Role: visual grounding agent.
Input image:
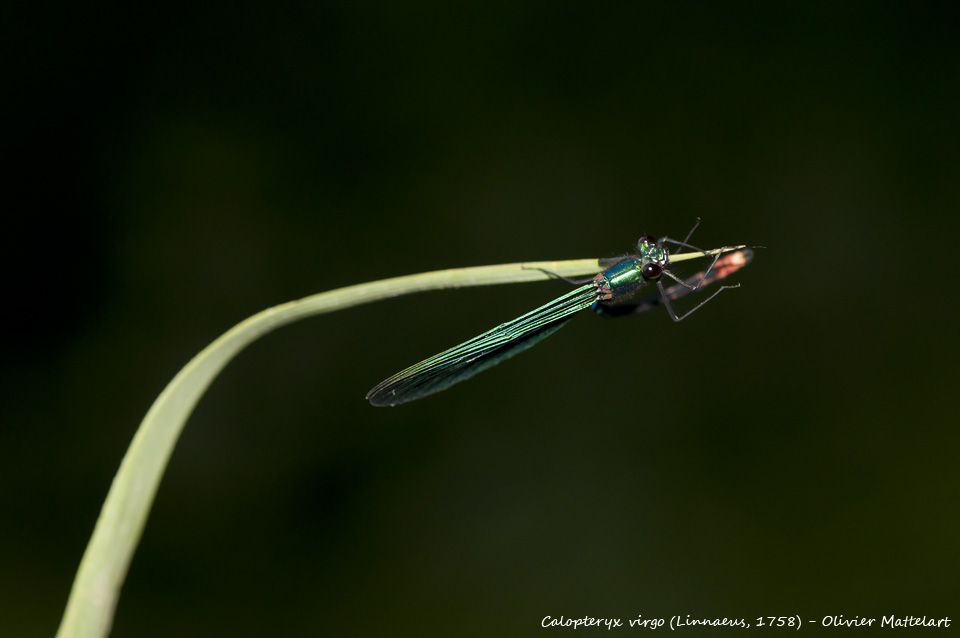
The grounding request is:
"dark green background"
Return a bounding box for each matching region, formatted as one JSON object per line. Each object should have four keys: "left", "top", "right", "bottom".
{"left": 4, "top": 2, "right": 958, "bottom": 636}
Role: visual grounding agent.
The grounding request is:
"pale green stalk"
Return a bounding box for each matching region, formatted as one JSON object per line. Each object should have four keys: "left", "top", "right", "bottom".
{"left": 56, "top": 246, "right": 742, "bottom": 638}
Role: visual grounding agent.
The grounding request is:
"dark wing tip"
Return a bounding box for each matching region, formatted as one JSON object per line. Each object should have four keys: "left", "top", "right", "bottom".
{"left": 366, "top": 386, "right": 397, "bottom": 407}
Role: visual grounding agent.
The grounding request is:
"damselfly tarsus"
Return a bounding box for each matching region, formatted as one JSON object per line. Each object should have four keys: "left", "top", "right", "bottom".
{"left": 367, "top": 227, "right": 751, "bottom": 406}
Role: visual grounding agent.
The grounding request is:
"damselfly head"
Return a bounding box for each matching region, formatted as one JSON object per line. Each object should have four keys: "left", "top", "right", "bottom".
{"left": 636, "top": 236, "right": 668, "bottom": 271}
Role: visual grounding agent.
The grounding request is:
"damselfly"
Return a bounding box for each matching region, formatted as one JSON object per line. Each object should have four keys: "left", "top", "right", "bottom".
{"left": 368, "top": 227, "right": 751, "bottom": 406}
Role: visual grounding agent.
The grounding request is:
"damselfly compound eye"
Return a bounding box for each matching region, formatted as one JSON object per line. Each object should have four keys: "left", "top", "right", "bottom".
{"left": 640, "top": 235, "right": 658, "bottom": 246}
{"left": 642, "top": 263, "right": 662, "bottom": 280}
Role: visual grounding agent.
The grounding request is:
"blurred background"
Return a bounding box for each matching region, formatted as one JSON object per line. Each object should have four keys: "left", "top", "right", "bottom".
{"left": 3, "top": 2, "right": 958, "bottom": 636}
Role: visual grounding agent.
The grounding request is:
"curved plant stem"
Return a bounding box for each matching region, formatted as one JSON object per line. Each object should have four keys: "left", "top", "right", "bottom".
{"left": 55, "top": 247, "right": 742, "bottom": 638}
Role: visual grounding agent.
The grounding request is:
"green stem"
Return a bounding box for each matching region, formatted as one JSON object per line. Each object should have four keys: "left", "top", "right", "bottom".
{"left": 55, "top": 247, "right": 741, "bottom": 638}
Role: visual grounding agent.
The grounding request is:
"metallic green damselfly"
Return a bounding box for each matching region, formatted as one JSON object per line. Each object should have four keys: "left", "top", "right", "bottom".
{"left": 368, "top": 229, "right": 751, "bottom": 406}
